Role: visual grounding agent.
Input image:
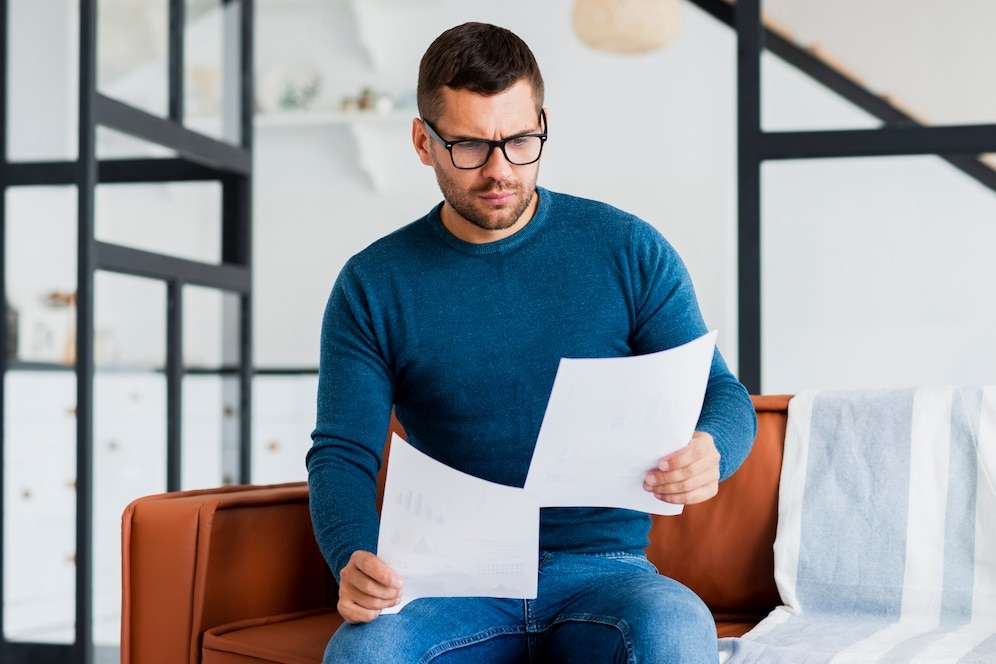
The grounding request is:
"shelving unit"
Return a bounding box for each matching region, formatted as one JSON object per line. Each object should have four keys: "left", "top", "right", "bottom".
{"left": 252, "top": 0, "right": 433, "bottom": 191}
{"left": 0, "top": 1, "right": 255, "bottom": 662}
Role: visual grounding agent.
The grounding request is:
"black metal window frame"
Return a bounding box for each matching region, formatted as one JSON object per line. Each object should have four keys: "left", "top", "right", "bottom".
{"left": 689, "top": 0, "right": 996, "bottom": 393}
{"left": 0, "top": 1, "right": 254, "bottom": 662}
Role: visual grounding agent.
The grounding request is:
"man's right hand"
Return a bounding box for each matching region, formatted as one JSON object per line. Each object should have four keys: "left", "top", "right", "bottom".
{"left": 337, "top": 550, "right": 404, "bottom": 623}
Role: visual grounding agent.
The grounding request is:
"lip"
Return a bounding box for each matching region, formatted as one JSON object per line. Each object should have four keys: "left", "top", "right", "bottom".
{"left": 480, "top": 191, "right": 514, "bottom": 206}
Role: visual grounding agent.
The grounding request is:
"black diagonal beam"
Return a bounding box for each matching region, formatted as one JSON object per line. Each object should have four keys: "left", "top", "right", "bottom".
{"left": 1, "top": 158, "right": 225, "bottom": 186}
{"left": 95, "top": 242, "right": 251, "bottom": 293}
{"left": 96, "top": 94, "right": 250, "bottom": 175}
{"left": 687, "top": 0, "right": 996, "bottom": 194}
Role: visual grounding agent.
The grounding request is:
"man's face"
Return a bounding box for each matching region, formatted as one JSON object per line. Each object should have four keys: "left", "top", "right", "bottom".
{"left": 414, "top": 80, "right": 544, "bottom": 243}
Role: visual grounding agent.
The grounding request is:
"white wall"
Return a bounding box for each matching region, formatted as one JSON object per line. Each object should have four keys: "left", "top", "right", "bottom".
{"left": 253, "top": 0, "right": 740, "bottom": 369}
{"left": 764, "top": 0, "right": 996, "bottom": 127}
{"left": 760, "top": 45, "right": 996, "bottom": 392}
{"left": 9, "top": 0, "right": 993, "bottom": 389}
{"left": 253, "top": 0, "right": 996, "bottom": 393}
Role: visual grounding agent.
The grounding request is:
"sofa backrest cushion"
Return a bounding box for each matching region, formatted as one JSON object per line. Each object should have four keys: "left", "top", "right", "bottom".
{"left": 646, "top": 394, "right": 789, "bottom": 618}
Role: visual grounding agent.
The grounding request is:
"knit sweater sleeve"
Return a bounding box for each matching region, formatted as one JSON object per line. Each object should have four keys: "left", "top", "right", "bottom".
{"left": 307, "top": 261, "right": 394, "bottom": 583}
{"left": 627, "top": 221, "right": 757, "bottom": 481}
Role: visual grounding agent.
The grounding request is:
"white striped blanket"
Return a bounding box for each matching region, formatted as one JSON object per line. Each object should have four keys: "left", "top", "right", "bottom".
{"left": 719, "top": 387, "right": 996, "bottom": 663}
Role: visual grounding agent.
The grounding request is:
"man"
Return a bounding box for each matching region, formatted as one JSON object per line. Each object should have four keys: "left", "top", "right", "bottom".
{"left": 308, "top": 21, "right": 757, "bottom": 663}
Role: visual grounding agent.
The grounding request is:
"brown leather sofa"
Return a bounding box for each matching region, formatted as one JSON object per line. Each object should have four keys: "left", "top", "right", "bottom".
{"left": 121, "top": 395, "right": 789, "bottom": 663}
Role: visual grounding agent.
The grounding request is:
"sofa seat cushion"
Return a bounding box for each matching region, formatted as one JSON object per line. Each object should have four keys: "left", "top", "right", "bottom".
{"left": 714, "top": 614, "right": 764, "bottom": 638}
{"left": 203, "top": 608, "right": 342, "bottom": 664}
{"left": 201, "top": 605, "right": 757, "bottom": 664}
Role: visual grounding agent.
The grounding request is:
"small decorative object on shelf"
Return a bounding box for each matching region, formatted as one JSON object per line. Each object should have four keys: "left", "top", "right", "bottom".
{"left": 278, "top": 73, "right": 322, "bottom": 111}
{"left": 255, "top": 65, "right": 324, "bottom": 114}
{"left": 341, "top": 87, "right": 394, "bottom": 114}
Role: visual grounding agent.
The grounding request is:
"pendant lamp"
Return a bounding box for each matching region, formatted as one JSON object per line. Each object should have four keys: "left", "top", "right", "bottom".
{"left": 573, "top": 0, "right": 683, "bottom": 54}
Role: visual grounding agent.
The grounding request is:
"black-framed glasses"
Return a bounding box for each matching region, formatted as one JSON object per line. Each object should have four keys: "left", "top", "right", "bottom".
{"left": 421, "top": 111, "right": 548, "bottom": 170}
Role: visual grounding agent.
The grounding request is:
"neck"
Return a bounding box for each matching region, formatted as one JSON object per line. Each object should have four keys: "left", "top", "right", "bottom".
{"left": 440, "top": 191, "right": 539, "bottom": 245}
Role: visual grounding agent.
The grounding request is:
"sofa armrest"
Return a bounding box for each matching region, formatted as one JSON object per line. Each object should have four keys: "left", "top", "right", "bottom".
{"left": 647, "top": 395, "right": 790, "bottom": 622}
{"left": 121, "top": 482, "right": 334, "bottom": 664}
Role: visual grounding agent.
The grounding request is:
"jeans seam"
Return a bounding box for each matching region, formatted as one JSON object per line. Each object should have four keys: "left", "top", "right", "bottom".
{"left": 420, "top": 625, "right": 526, "bottom": 663}
{"left": 549, "top": 614, "right": 636, "bottom": 664}
{"left": 589, "top": 550, "right": 660, "bottom": 574}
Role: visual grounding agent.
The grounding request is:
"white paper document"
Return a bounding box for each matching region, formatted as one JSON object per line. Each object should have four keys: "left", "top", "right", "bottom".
{"left": 524, "top": 330, "right": 718, "bottom": 516}
{"left": 377, "top": 434, "right": 539, "bottom": 614}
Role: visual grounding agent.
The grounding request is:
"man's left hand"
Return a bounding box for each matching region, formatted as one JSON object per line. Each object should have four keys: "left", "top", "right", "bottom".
{"left": 643, "top": 431, "right": 720, "bottom": 505}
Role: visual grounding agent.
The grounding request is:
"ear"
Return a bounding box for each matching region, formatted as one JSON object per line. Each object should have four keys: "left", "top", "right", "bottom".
{"left": 412, "top": 118, "right": 434, "bottom": 166}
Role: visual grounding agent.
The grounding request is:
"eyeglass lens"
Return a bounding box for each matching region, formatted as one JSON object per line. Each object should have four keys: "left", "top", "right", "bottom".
{"left": 451, "top": 136, "right": 544, "bottom": 169}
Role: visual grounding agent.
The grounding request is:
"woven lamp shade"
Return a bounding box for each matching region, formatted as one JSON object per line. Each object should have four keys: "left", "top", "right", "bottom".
{"left": 573, "top": 0, "right": 683, "bottom": 54}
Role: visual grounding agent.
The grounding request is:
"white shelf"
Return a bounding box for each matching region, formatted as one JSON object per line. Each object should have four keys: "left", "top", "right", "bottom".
{"left": 257, "top": 0, "right": 437, "bottom": 8}
{"left": 254, "top": 109, "right": 417, "bottom": 129}
{"left": 254, "top": 109, "right": 421, "bottom": 192}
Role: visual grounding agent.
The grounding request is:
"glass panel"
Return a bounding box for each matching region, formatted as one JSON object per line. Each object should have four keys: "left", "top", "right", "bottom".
{"left": 3, "top": 371, "right": 77, "bottom": 643}
{"left": 94, "top": 272, "right": 166, "bottom": 369}
{"left": 92, "top": 372, "right": 167, "bottom": 649}
{"left": 95, "top": 181, "right": 222, "bottom": 264}
{"left": 761, "top": 155, "right": 996, "bottom": 393}
{"left": 96, "top": 125, "right": 178, "bottom": 160}
{"left": 185, "top": 0, "right": 243, "bottom": 143}
{"left": 762, "top": 1, "right": 996, "bottom": 130}
{"left": 5, "top": 0, "right": 79, "bottom": 162}
{"left": 98, "top": 0, "right": 169, "bottom": 117}
{"left": 761, "top": 50, "right": 882, "bottom": 132}
{"left": 183, "top": 286, "right": 240, "bottom": 369}
{"left": 182, "top": 286, "right": 241, "bottom": 489}
{"left": 252, "top": 375, "right": 317, "bottom": 484}
{"left": 5, "top": 187, "right": 78, "bottom": 366}
{"left": 92, "top": 273, "right": 168, "bottom": 650}
{"left": 182, "top": 374, "right": 240, "bottom": 489}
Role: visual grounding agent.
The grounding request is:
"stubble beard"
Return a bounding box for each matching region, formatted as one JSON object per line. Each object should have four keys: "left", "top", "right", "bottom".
{"left": 435, "top": 168, "right": 539, "bottom": 234}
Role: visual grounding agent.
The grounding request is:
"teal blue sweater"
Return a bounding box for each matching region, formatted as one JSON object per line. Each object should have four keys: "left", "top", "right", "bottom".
{"left": 308, "top": 188, "right": 756, "bottom": 582}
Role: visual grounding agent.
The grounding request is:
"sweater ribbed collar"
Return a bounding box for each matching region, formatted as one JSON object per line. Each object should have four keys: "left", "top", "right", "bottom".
{"left": 426, "top": 187, "right": 552, "bottom": 256}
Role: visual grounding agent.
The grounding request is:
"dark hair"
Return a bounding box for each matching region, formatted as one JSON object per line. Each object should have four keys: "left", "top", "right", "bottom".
{"left": 417, "top": 22, "right": 545, "bottom": 123}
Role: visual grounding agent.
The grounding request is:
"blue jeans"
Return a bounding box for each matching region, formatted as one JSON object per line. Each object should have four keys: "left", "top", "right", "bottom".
{"left": 324, "top": 551, "right": 718, "bottom": 663}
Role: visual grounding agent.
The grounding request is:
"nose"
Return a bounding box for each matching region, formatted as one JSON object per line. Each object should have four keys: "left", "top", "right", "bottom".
{"left": 479, "top": 144, "right": 513, "bottom": 180}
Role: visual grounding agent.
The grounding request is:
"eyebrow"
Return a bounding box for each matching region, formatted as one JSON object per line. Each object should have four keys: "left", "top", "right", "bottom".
{"left": 444, "top": 122, "right": 543, "bottom": 143}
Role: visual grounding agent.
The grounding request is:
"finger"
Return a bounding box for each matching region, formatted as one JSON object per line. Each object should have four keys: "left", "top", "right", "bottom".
{"left": 658, "top": 446, "right": 697, "bottom": 471}
{"left": 341, "top": 586, "right": 402, "bottom": 610}
{"left": 652, "top": 482, "right": 719, "bottom": 505}
{"left": 344, "top": 572, "right": 404, "bottom": 601}
{"left": 649, "top": 463, "right": 720, "bottom": 492}
{"left": 645, "top": 453, "right": 719, "bottom": 491}
{"left": 341, "top": 563, "right": 403, "bottom": 601}
{"left": 659, "top": 432, "right": 716, "bottom": 471}
{"left": 338, "top": 598, "right": 383, "bottom": 624}
{"left": 644, "top": 474, "right": 719, "bottom": 500}
{"left": 353, "top": 552, "right": 404, "bottom": 590}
